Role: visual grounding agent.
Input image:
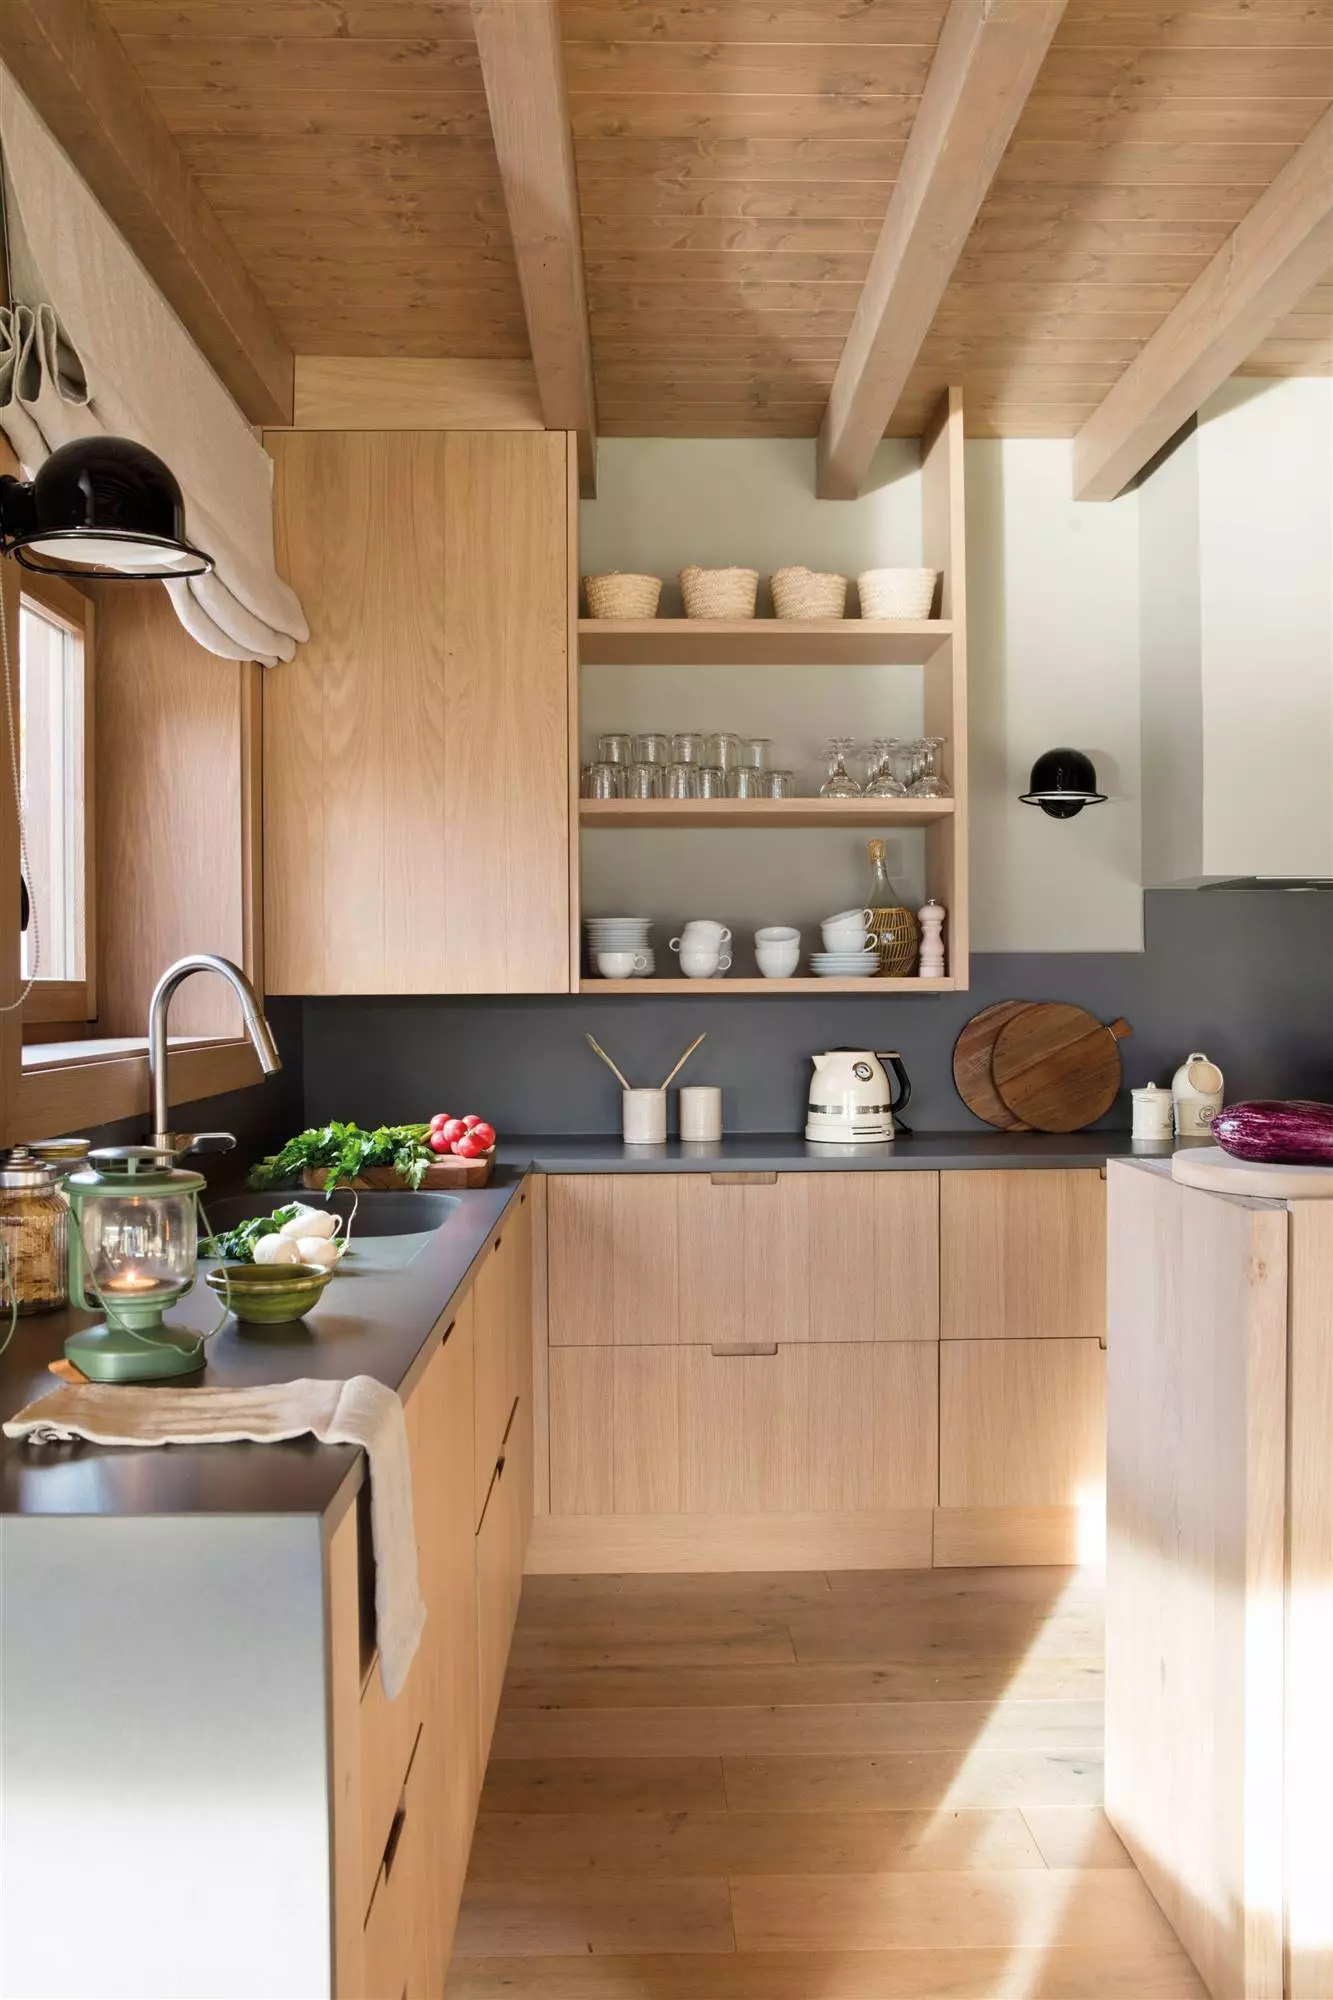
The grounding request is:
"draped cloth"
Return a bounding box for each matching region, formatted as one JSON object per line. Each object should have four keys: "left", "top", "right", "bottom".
{"left": 0, "top": 70, "right": 307, "bottom": 665}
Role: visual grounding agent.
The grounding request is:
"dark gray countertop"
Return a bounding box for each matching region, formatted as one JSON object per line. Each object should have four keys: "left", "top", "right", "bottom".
{"left": 500, "top": 1130, "right": 1161, "bottom": 1173}
{"left": 0, "top": 1173, "right": 526, "bottom": 1522}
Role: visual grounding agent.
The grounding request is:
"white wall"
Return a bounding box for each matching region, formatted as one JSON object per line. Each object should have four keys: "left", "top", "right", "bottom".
{"left": 1139, "top": 425, "right": 1203, "bottom": 887}
{"left": 581, "top": 435, "right": 1145, "bottom": 954}
{"left": 965, "top": 440, "right": 1143, "bottom": 951}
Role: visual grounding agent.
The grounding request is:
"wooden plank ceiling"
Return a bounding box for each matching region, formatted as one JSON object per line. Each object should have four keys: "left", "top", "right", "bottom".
{"left": 98, "top": 0, "right": 1333, "bottom": 440}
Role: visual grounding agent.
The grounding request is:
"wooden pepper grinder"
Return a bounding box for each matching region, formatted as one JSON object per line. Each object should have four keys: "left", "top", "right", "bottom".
{"left": 917, "top": 898, "right": 946, "bottom": 978}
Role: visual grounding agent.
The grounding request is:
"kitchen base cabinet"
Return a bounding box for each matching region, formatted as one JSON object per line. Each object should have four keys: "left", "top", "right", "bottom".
{"left": 941, "top": 1169, "right": 1107, "bottom": 1341}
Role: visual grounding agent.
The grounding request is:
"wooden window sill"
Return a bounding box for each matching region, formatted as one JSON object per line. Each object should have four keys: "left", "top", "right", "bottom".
{"left": 15, "top": 1036, "right": 264, "bottom": 1139}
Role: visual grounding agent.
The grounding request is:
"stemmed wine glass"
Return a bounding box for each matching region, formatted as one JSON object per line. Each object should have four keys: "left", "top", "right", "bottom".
{"left": 819, "top": 737, "right": 863, "bottom": 798}
{"left": 909, "top": 736, "right": 952, "bottom": 798}
{"left": 864, "top": 737, "right": 908, "bottom": 798}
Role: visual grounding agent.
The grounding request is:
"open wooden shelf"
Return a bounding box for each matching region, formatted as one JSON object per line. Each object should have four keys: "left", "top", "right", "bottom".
{"left": 578, "top": 617, "right": 952, "bottom": 667}
{"left": 580, "top": 797, "right": 954, "bottom": 830}
{"left": 580, "top": 976, "right": 957, "bottom": 995}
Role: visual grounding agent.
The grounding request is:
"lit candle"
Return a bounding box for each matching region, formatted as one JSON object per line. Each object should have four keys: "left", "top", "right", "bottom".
{"left": 104, "top": 1269, "right": 163, "bottom": 1294}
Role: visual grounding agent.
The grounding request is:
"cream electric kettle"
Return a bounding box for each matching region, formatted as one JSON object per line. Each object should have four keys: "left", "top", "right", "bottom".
{"left": 806, "top": 1049, "right": 913, "bottom": 1144}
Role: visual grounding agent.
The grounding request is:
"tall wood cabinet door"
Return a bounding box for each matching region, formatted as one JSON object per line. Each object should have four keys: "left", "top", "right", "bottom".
{"left": 940, "top": 1338, "right": 1106, "bottom": 1508}
{"left": 941, "top": 1170, "right": 1106, "bottom": 1340}
{"left": 548, "top": 1176, "right": 679, "bottom": 1346}
{"left": 678, "top": 1177, "right": 810, "bottom": 1344}
{"left": 266, "top": 431, "right": 451, "bottom": 993}
{"left": 804, "top": 1173, "right": 939, "bottom": 1340}
{"left": 442, "top": 432, "right": 570, "bottom": 993}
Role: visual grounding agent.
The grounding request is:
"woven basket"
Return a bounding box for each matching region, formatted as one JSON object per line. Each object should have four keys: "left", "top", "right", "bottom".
{"left": 584, "top": 572, "right": 663, "bottom": 619}
{"left": 869, "top": 905, "right": 921, "bottom": 977}
{"left": 858, "top": 568, "right": 939, "bottom": 619}
{"left": 680, "top": 565, "right": 759, "bottom": 620}
{"left": 771, "top": 566, "right": 847, "bottom": 620}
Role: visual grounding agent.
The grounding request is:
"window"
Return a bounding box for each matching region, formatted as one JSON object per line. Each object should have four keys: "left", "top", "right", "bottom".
{"left": 16, "top": 572, "right": 95, "bottom": 1028}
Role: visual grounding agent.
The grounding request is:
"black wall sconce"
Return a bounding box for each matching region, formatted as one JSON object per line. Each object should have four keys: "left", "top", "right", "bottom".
{"left": 1019, "top": 747, "right": 1107, "bottom": 820}
{"left": 0, "top": 435, "right": 211, "bottom": 580}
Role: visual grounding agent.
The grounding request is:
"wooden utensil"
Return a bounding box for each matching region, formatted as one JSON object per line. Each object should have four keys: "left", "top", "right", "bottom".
{"left": 991, "top": 1002, "right": 1132, "bottom": 1133}
{"left": 952, "top": 1002, "right": 1037, "bottom": 1130}
{"left": 585, "top": 1033, "right": 633, "bottom": 1092}
{"left": 661, "top": 1032, "right": 706, "bottom": 1090}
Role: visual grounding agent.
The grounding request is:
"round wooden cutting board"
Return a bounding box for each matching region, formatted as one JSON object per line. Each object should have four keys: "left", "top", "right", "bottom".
{"left": 952, "top": 1002, "right": 1037, "bottom": 1130}
{"left": 1171, "top": 1146, "right": 1333, "bottom": 1199}
{"left": 991, "top": 1002, "right": 1132, "bottom": 1133}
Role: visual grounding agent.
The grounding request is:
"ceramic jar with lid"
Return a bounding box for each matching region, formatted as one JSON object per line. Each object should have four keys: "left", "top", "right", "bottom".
{"left": 1172, "top": 1052, "right": 1224, "bottom": 1137}
{"left": 0, "top": 1146, "right": 69, "bottom": 1314}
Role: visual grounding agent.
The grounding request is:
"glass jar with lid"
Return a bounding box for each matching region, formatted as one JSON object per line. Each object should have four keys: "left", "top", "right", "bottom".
{"left": 0, "top": 1146, "right": 69, "bottom": 1315}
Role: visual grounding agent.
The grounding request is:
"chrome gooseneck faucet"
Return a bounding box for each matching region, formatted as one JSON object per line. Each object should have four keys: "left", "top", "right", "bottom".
{"left": 147, "top": 953, "right": 281, "bottom": 1156}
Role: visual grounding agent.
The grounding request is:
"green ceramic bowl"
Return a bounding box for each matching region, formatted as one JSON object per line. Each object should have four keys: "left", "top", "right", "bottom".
{"left": 205, "top": 1261, "right": 334, "bottom": 1324}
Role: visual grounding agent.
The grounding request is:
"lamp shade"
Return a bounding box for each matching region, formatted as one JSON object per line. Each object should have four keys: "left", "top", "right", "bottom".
{"left": 1019, "top": 747, "right": 1107, "bottom": 820}
{"left": 0, "top": 436, "right": 212, "bottom": 580}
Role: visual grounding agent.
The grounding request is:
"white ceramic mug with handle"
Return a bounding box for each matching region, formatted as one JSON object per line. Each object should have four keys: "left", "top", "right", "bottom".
{"left": 596, "top": 948, "right": 649, "bottom": 978}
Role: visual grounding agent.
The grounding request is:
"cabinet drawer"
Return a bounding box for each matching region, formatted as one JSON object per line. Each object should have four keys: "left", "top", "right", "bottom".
{"left": 550, "top": 1343, "right": 938, "bottom": 1516}
{"left": 473, "top": 1192, "right": 533, "bottom": 1525}
{"left": 362, "top": 1725, "right": 428, "bottom": 2000}
{"left": 476, "top": 1394, "right": 531, "bottom": 1761}
{"left": 940, "top": 1338, "right": 1106, "bottom": 1508}
{"left": 941, "top": 1170, "right": 1106, "bottom": 1340}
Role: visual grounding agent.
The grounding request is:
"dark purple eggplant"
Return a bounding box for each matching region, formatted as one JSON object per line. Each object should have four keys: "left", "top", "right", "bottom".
{"left": 1212, "top": 1100, "right": 1333, "bottom": 1166}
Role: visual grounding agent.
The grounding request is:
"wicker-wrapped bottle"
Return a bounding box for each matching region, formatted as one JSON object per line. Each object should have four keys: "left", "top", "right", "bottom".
{"left": 866, "top": 840, "right": 920, "bottom": 976}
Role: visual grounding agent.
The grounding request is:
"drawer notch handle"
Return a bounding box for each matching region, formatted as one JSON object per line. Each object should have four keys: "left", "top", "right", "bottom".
{"left": 709, "top": 1343, "right": 778, "bottom": 1358}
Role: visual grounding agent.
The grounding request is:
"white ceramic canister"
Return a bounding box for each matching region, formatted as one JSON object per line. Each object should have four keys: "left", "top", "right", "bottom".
{"left": 622, "top": 1087, "right": 667, "bottom": 1145}
{"left": 679, "top": 1085, "right": 722, "bottom": 1142}
{"left": 1172, "top": 1052, "right": 1224, "bottom": 1137}
{"left": 1131, "top": 1082, "right": 1174, "bottom": 1144}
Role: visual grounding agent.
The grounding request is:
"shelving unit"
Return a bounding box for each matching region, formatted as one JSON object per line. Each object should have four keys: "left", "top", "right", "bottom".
{"left": 570, "top": 388, "right": 969, "bottom": 995}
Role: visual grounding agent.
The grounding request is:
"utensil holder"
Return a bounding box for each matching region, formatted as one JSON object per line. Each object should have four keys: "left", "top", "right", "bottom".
{"left": 679, "top": 1086, "right": 722, "bottom": 1142}
{"left": 622, "top": 1088, "right": 667, "bottom": 1144}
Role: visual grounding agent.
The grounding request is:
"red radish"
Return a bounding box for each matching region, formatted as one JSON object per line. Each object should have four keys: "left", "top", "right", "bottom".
{"left": 429, "top": 1112, "right": 452, "bottom": 1132}
{"left": 461, "top": 1114, "right": 484, "bottom": 1130}
{"left": 470, "top": 1121, "right": 496, "bottom": 1148}
{"left": 453, "top": 1134, "right": 486, "bottom": 1159}
{"left": 437, "top": 1116, "right": 467, "bottom": 1145}
{"left": 428, "top": 1130, "right": 454, "bottom": 1155}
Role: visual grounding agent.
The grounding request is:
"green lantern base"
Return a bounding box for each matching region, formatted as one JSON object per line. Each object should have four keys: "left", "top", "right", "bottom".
{"left": 65, "top": 1317, "right": 204, "bottom": 1383}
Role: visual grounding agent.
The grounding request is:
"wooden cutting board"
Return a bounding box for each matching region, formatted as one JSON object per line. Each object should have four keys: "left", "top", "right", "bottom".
{"left": 303, "top": 1150, "right": 494, "bottom": 1192}
{"left": 991, "top": 1003, "right": 1132, "bottom": 1133}
{"left": 1171, "top": 1146, "right": 1333, "bottom": 1199}
{"left": 952, "top": 1001, "right": 1036, "bottom": 1130}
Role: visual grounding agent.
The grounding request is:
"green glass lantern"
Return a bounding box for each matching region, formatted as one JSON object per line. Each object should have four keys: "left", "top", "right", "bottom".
{"left": 65, "top": 1146, "right": 208, "bottom": 1382}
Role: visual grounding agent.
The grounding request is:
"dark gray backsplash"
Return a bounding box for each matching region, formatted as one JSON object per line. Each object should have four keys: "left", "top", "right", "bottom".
{"left": 290, "top": 891, "right": 1332, "bottom": 1139}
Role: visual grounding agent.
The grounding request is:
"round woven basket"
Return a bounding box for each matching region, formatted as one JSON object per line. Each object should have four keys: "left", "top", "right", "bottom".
{"left": 858, "top": 568, "right": 939, "bottom": 619}
{"left": 584, "top": 572, "right": 663, "bottom": 619}
{"left": 869, "top": 905, "right": 921, "bottom": 977}
{"left": 680, "top": 565, "right": 759, "bottom": 619}
{"left": 772, "top": 565, "right": 847, "bottom": 620}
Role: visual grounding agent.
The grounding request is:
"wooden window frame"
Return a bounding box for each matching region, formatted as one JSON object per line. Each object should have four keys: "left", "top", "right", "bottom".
{"left": 17, "top": 569, "right": 96, "bottom": 1033}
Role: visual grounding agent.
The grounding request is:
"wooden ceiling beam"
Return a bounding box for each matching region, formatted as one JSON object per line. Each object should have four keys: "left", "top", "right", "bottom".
{"left": 470, "top": 0, "right": 598, "bottom": 494}
{"left": 816, "top": 0, "right": 1068, "bottom": 499}
{"left": 1074, "top": 102, "right": 1333, "bottom": 502}
{"left": 0, "top": 0, "right": 294, "bottom": 424}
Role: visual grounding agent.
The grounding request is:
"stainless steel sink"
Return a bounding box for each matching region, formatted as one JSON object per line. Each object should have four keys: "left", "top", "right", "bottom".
{"left": 202, "top": 1189, "right": 460, "bottom": 1239}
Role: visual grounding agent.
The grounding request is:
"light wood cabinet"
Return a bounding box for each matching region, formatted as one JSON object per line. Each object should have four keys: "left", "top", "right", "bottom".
{"left": 362, "top": 1725, "right": 429, "bottom": 2000}
{"left": 265, "top": 428, "right": 571, "bottom": 996}
{"left": 472, "top": 1187, "right": 534, "bottom": 1761}
{"left": 939, "top": 1338, "right": 1106, "bottom": 1510}
{"left": 940, "top": 1169, "right": 1106, "bottom": 1340}
{"left": 549, "top": 1343, "right": 938, "bottom": 1517}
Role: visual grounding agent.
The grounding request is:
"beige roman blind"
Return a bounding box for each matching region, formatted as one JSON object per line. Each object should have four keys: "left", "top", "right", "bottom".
{"left": 0, "top": 70, "right": 307, "bottom": 666}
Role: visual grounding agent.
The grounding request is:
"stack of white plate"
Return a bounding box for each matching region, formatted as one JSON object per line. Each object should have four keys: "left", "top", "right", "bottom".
{"left": 585, "top": 916, "right": 655, "bottom": 979}
{"left": 809, "top": 950, "right": 879, "bottom": 980}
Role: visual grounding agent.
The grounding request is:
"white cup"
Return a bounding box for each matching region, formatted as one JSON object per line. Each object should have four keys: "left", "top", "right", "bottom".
{"left": 824, "top": 907, "right": 873, "bottom": 929}
{"left": 679, "top": 949, "right": 730, "bottom": 978}
{"left": 755, "top": 925, "right": 799, "bottom": 945}
{"left": 596, "top": 948, "right": 649, "bottom": 978}
{"left": 756, "top": 942, "right": 800, "bottom": 978}
{"left": 680, "top": 1085, "right": 723, "bottom": 1142}
{"left": 622, "top": 1087, "right": 667, "bottom": 1144}
{"left": 675, "top": 920, "right": 731, "bottom": 945}
{"left": 821, "top": 923, "right": 876, "bottom": 953}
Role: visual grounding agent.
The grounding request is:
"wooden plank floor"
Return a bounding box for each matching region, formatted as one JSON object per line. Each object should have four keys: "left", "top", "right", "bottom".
{"left": 447, "top": 1568, "right": 1206, "bottom": 2000}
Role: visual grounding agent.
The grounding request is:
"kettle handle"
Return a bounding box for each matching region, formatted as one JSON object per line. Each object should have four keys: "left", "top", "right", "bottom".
{"left": 876, "top": 1052, "right": 912, "bottom": 1115}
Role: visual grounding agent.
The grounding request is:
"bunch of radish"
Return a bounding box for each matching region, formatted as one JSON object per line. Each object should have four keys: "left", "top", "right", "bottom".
{"left": 428, "top": 1111, "right": 496, "bottom": 1160}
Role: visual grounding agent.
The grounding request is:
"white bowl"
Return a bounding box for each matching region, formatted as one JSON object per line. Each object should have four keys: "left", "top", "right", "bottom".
{"left": 756, "top": 944, "right": 800, "bottom": 978}
{"left": 755, "top": 925, "right": 800, "bottom": 945}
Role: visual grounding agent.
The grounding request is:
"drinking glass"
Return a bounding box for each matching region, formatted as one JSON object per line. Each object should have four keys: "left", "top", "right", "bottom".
{"left": 665, "top": 763, "right": 698, "bottom": 799}
{"left": 671, "top": 732, "right": 707, "bottom": 765}
{"left": 819, "top": 736, "right": 863, "bottom": 798}
{"left": 739, "top": 736, "right": 771, "bottom": 771}
{"left": 729, "top": 767, "right": 767, "bottom": 799}
{"left": 633, "top": 731, "right": 672, "bottom": 766}
{"left": 597, "top": 732, "right": 634, "bottom": 766}
{"left": 765, "top": 769, "right": 796, "bottom": 798}
{"left": 696, "top": 765, "right": 728, "bottom": 798}
{"left": 587, "top": 761, "right": 623, "bottom": 799}
{"left": 625, "top": 761, "right": 664, "bottom": 799}
{"left": 579, "top": 763, "right": 593, "bottom": 797}
{"left": 909, "top": 736, "right": 952, "bottom": 798}
{"left": 865, "top": 737, "right": 908, "bottom": 798}
{"left": 706, "top": 731, "right": 742, "bottom": 771}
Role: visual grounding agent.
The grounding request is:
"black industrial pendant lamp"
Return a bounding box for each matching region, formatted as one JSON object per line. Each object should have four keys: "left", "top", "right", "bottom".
{"left": 0, "top": 435, "right": 212, "bottom": 581}
{"left": 1019, "top": 747, "right": 1108, "bottom": 820}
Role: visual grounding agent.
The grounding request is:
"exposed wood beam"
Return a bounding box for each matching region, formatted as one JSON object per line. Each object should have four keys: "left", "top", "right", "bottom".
{"left": 470, "top": 0, "right": 598, "bottom": 495}
{"left": 0, "top": 0, "right": 293, "bottom": 424}
{"left": 1074, "top": 102, "right": 1333, "bottom": 502}
{"left": 817, "top": 0, "right": 1068, "bottom": 500}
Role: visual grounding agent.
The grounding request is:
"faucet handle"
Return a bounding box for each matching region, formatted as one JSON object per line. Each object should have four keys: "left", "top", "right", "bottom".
{"left": 171, "top": 1131, "right": 238, "bottom": 1158}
